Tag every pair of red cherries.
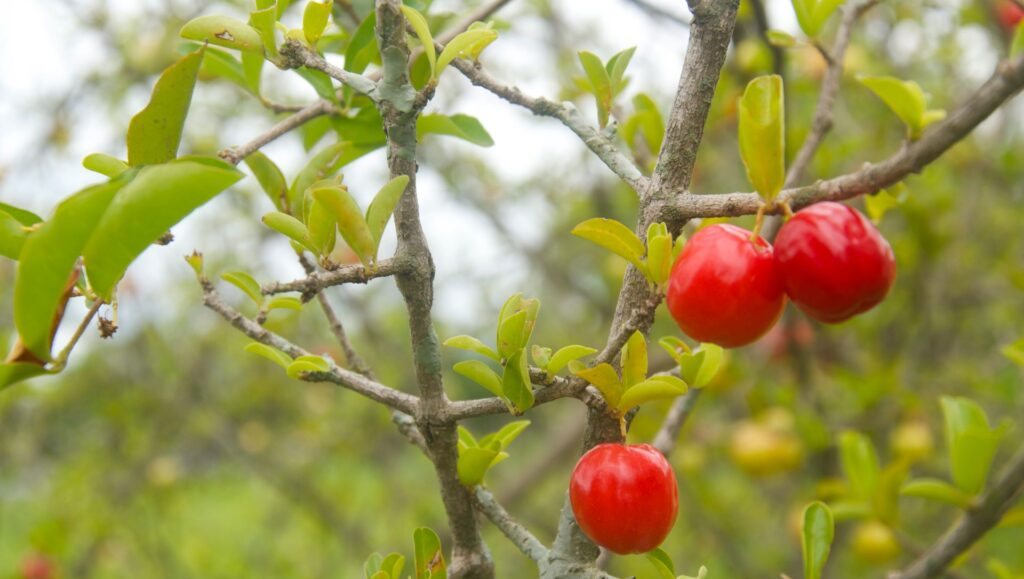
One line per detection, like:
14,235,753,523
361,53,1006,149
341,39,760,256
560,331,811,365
667,201,897,348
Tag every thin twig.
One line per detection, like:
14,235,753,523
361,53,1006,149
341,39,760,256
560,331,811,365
623,0,690,26
218,100,338,165
474,488,549,563
280,40,381,100
263,258,406,299
652,388,702,456
50,299,103,370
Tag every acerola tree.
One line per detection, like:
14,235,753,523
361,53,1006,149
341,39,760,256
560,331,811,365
3,0,1024,578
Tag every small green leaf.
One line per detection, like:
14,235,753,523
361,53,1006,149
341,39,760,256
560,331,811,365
296,67,338,102
864,183,907,224
345,12,379,74
531,345,552,369
82,153,129,178
250,6,279,58
621,331,648,388
127,47,205,166
306,193,338,257
1013,23,1024,58
571,218,647,272
417,114,494,147
0,211,31,260
502,351,534,413
303,0,332,46
399,5,436,78
572,363,623,408
365,175,410,250
497,311,528,359
221,271,264,305
658,336,692,363
484,420,530,449
412,527,446,579
1003,338,1024,367
645,548,676,579
547,345,597,375
312,185,377,265
286,355,330,379
180,15,264,53
379,553,404,579
646,222,673,286
578,50,612,127
436,28,498,75
801,501,835,579
766,29,797,47
82,157,244,299
738,74,785,203
942,396,1005,495
900,478,973,508
263,211,314,250
244,342,293,368
453,360,503,397
458,444,500,486
827,500,873,521
839,430,881,502
267,296,303,311
445,336,500,362
245,152,289,211
289,142,348,217
606,46,636,95
457,425,478,450
858,75,945,139
0,363,54,391
0,203,42,226
616,376,687,414
692,343,723,388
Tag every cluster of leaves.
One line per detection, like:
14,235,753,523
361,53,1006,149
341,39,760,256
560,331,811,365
575,47,635,128
571,220,683,290
243,342,333,381
364,527,446,579
456,421,529,487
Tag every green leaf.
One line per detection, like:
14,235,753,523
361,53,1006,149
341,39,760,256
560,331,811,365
900,478,973,508
801,501,835,579
839,430,881,502
792,0,845,37
571,218,647,272
303,0,332,45
531,345,552,369
221,271,264,305
497,311,528,359
645,548,676,579
306,193,338,257
267,296,303,311
241,52,264,98
483,420,530,449
0,203,42,226
453,360,503,397
621,331,648,388
578,50,612,127
658,336,692,362
180,15,264,53
458,425,478,450
621,93,664,161
244,342,293,369
605,46,636,94
412,527,446,579
766,29,797,47
1013,23,1024,58
127,47,205,166
458,444,500,487
572,363,623,408
250,6,280,58
245,152,289,211
501,351,534,413
1003,337,1024,367
827,500,872,521
436,28,498,75
312,185,376,265
0,210,30,260
692,343,723,388
646,222,673,286
344,12,378,74
417,114,494,147
738,74,785,203
82,153,129,178
289,142,348,217
942,396,1005,495
547,345,597,375
616,376,687,414
365,175,410,251
296,67,338,102
82,157,243,299
286,355,330,379
864,183,907,224
444,335,500,362
263,211,313,250
399,5,436,78
858,75,945,139
15,174,132,359
379,553,405,579
0,363,54,391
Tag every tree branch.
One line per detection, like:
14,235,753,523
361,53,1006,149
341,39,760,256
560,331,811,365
450,60,648,193
891,446,1024,579
474,488,549,563
198,273,419,414
218,99,339,165
652,388,702,456
623,0,690,26
280,39,382,100
261,258,407,299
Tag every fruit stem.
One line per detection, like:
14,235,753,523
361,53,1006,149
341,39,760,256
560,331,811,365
750,204,768,240
781,201,795,220
619,415,627,439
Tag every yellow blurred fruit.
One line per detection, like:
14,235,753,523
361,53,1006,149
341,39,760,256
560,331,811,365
729,412,804,477
851,520,901,564
890,420,934,463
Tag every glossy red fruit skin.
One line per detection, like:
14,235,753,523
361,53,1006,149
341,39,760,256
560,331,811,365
666,224,786,348
998,0,1024,29
569,443,679,555
774,202,896,324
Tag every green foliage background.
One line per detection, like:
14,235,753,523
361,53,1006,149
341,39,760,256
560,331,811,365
2,0,1024,577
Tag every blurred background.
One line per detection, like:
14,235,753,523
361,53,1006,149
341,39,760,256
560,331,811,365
2,0,1024,577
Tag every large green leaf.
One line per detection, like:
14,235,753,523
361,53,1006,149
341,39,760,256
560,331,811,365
417,114,494,147
858,75,946,139
617,376,687,414
571,218,646,272
801,502,835,579
738,75,785,203
0,210,30,260
311,185,376,265
839,431,881,502
365,175,410,252
15,173,134,359
180,15,264,53
942,396,1005,495
127,46,205,166
412,527,446,579
82,157,243,299
444,335,500,362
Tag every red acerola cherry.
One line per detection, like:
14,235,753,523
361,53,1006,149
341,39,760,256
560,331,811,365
569,443,679,555
774,202,896,324
666,223,786,348
20,554,54,579
998,0,1024,30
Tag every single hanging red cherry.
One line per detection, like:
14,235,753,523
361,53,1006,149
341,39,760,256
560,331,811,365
569,443,679,554
666,223,786,348
774,201,896,323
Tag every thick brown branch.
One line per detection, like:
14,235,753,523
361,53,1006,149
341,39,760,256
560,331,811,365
262,258,407,299
891,446,1024,579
